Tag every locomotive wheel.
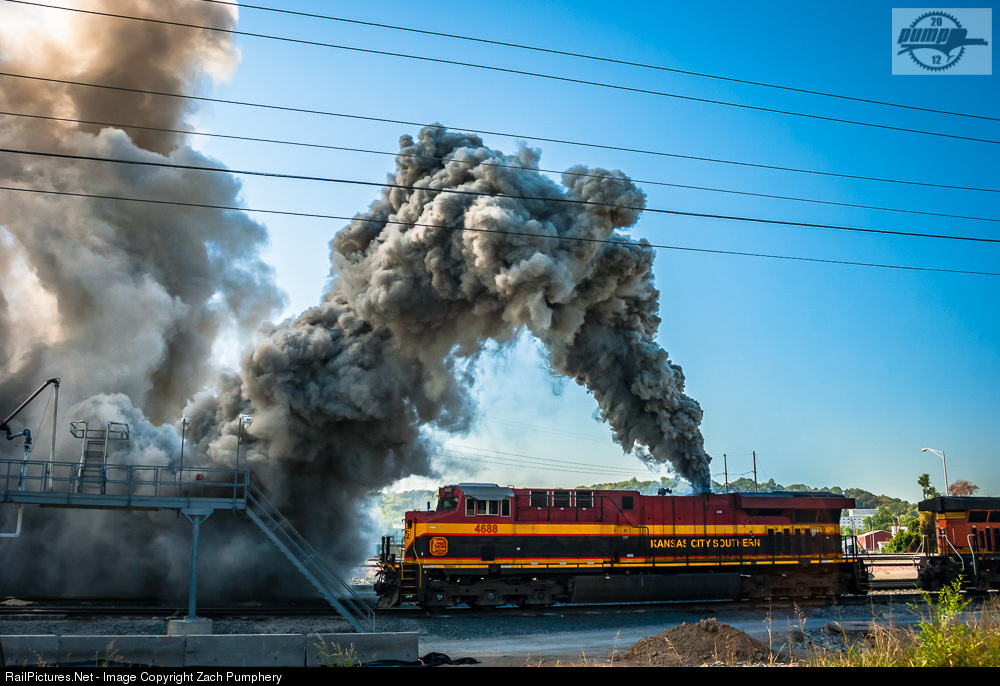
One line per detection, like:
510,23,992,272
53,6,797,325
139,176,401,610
469,590,503,608
420,590,454,610
515,589,555,608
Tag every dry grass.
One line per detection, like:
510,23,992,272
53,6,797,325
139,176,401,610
808,583,1000,667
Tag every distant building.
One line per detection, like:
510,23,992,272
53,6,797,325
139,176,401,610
857,529,893,552
841,508,878,532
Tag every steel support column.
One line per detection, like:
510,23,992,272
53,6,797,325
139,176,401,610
182,509,213,619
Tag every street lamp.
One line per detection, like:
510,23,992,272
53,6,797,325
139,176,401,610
179,416,190,485
234,414,253,503
922,448,949,496
235,414,253,472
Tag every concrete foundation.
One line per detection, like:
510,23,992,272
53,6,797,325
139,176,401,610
0,632,418,667
167,617,214,636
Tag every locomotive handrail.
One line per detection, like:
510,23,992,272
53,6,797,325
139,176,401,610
943,535,966,573
966,534,978,580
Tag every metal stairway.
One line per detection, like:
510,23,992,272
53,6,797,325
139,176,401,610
70,421,129,494
245,482,374,633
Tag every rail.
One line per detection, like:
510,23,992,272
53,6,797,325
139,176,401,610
245,482,373,633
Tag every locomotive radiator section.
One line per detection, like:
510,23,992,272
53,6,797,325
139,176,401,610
377,484,868,608
918,496,1000,592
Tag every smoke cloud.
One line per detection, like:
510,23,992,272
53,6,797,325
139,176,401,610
0,0,281,422
193,126,712,570
0,1,710,598
0,0,286,597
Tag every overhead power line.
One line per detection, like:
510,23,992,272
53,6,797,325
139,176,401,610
2,71,997,195
198,0,998,123
3,109,997,225
11,0,1000,146
438,448,647,478
3,146,998,245
441,443,634,473
1,183,997,277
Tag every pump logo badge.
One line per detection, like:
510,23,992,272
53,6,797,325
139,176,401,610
892,9,991,75
429,537,448,556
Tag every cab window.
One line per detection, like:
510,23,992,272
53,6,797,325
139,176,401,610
465,497,511,516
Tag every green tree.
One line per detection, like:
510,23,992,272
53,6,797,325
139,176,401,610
883,518,921,552
863,506,896,533
918,473,941,499
378,490,435,532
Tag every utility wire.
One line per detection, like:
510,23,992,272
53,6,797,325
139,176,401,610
11,0,1000,146
3,146,998,245
439,449,648,478
3,71,997,195
4,109,997,225
1,183,997,277
197,0,998,123
441,443,633,473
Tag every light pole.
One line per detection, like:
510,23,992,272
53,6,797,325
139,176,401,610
179,415,190,486
235,414,253,500
922,448,949,496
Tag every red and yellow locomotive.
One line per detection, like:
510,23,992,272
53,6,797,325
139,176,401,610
375,483,868,608
918,496,1000,591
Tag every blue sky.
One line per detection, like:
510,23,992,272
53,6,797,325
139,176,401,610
127,1,1000,500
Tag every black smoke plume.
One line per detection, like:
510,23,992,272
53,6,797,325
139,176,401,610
0,1,710,598
193,126,712,571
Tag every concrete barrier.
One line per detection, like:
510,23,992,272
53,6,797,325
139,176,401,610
1,632,420,667
310,632,419,666
0,635,60,667
58,635,186,667
185,634,305,667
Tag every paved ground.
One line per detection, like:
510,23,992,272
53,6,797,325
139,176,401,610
0,594,927,667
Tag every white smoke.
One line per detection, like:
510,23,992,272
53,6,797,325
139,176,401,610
0,0,286,597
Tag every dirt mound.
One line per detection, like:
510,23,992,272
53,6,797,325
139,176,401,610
617,618,773,666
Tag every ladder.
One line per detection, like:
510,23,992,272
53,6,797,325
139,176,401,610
70,421,129,494
245,482,374,633
400,563,421,603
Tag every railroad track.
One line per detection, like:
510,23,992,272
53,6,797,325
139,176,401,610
0,587,928,620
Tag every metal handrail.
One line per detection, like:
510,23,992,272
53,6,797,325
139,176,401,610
246,482,373,631
943,534,966,573
1,458,248,503
967,534,978,580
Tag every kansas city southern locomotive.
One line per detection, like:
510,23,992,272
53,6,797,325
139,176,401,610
917,496,1000,592
375,483,869,608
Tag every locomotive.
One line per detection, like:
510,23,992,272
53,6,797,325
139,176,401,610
375,483,869,608
917,496,1000,592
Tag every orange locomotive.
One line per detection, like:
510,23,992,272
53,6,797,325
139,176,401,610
918,496,1000,591
375,483,868,608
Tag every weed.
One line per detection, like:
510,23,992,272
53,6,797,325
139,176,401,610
314,635,361,667
912,580,979,667
97,640,126,667
807,582,1000,667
